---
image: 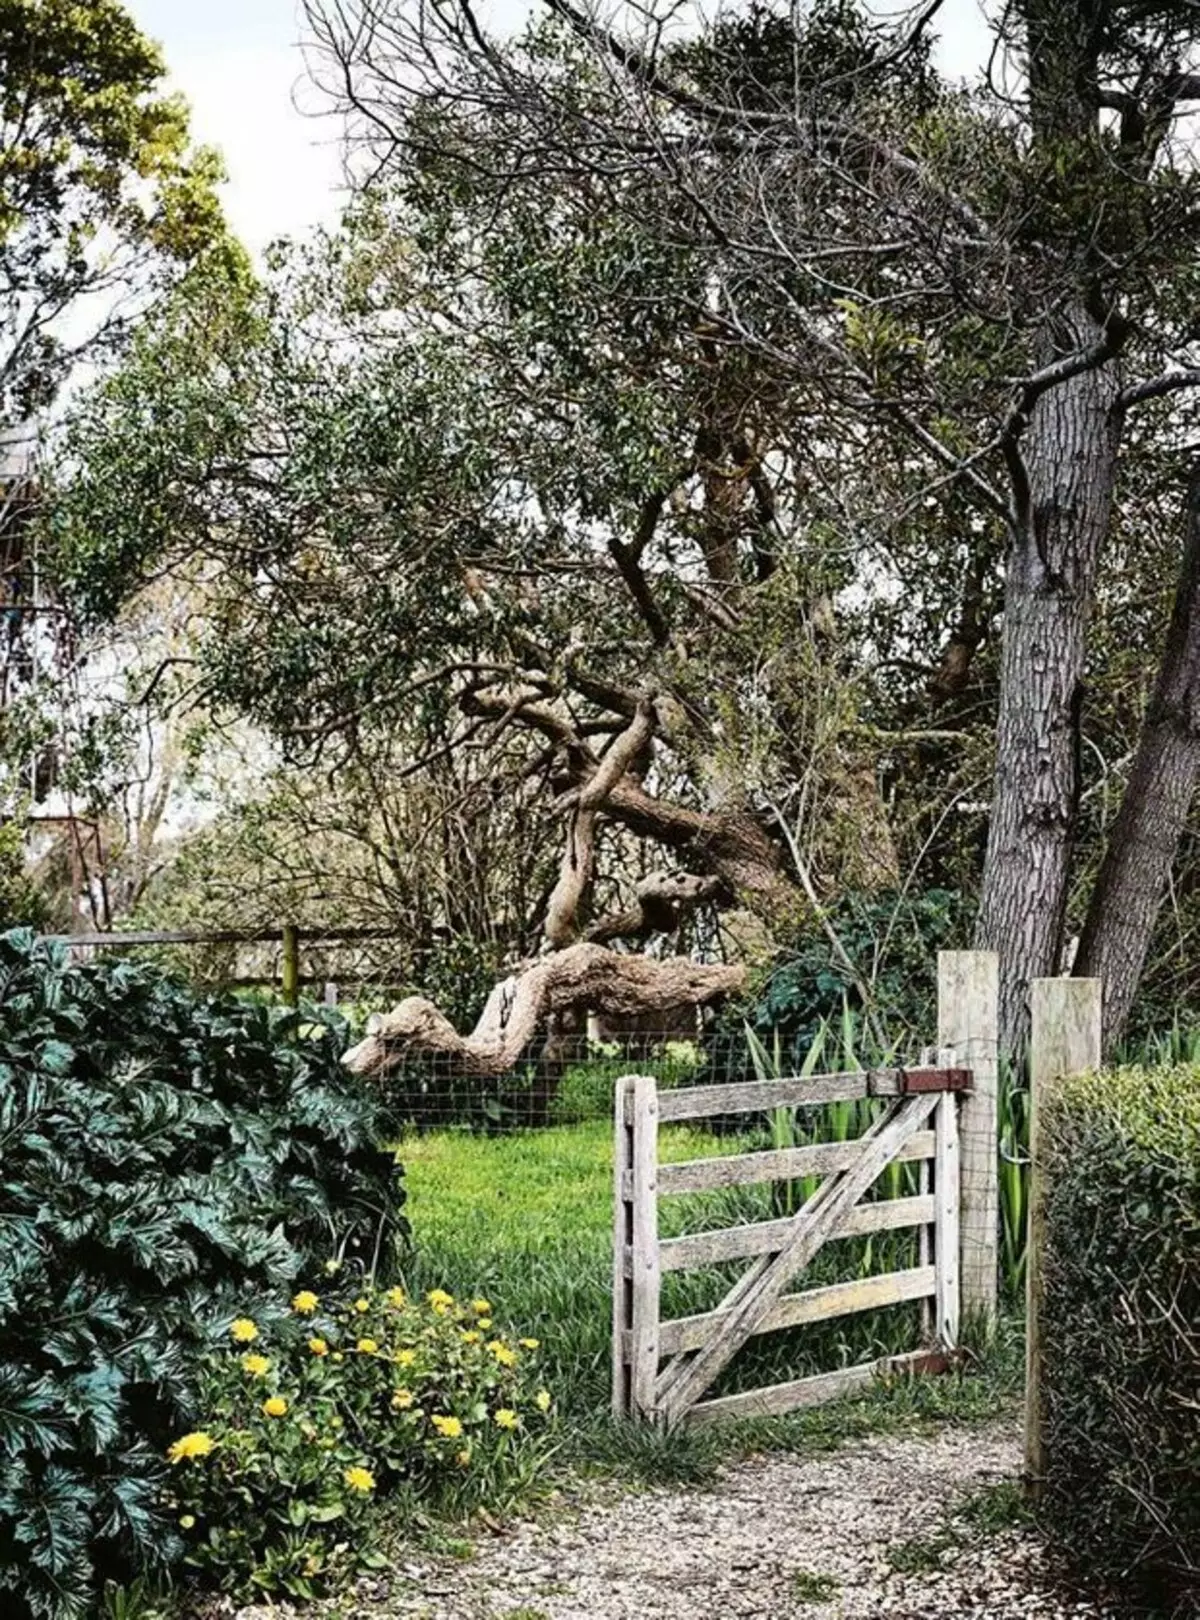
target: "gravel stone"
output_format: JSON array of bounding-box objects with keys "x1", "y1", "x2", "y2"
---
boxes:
[{"x1": 218, "y1": 1420, "x2": 1117, "y2": 1620}]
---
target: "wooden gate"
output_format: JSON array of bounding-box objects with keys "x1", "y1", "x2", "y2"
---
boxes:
[{"x1": 612, "y1": 952, "x2": 1000, "y2": 1429}]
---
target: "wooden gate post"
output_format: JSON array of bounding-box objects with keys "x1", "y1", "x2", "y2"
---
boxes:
[
  {"x1": 629, "y1": 1075, "x2": 661, "y2": 1422},
  {"x1": 1025, "y1": 977, "x2": 1101, "y2": 1492},
  {"x1": 937, "y1": 951, "x2": 999, "y2": 1320},
  {"x1": 612, "y1": 1075, "x2": 636, "y2": 1419}
]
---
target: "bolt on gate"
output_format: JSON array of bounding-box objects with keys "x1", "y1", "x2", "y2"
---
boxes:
[{"x1": 612, "y1": 951, "x2": 1000, "y2": 1428}]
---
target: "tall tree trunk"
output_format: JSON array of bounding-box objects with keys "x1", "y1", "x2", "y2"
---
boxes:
[
  {"x1": 1075, "y1": 464, "x2": 1200, "y2": 1050},
  {"x1": 974, "y1": 303, "x2": 1122, "y2": 1053}
]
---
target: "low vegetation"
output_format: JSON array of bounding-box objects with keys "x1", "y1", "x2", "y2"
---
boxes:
[{"x1": 1041, "y1": 1065, "x2": 1200, "y2": 1616}]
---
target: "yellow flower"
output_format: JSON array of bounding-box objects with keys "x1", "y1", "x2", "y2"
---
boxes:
[
  {"x1": 472, "y1": 1298, "x2": 492, "y2": 1315},
  {"x1": 394, "y1": 1348, "x2": 417, "y2": 1367},
  {"x1": 167, "y1": 1431, "x2": 216, "y2": 1464},
  {"x1": 535, "y1": 1389, "x2": 552, "y2": 1412},
  {"x1": 477, "y1": 1317, "x2": 493, "y2": 1330},
  {"x1": 494, "y1": 1408, "x2": 519, "y2": 1430},
  {"x1": 291, "y1": 1290, "x2": 320, "y2": 1315},
  {"x1": 427, "y1": 1288, "x2": 454, "y2": 1314},
  {"x1": 344, "y1": 1465, "x2": 376, "y2": 1494},
  {"x1": 308, "y1": 1337, "x2": 329, "y2": 1357},
  {"x1": 461, "y1": 1330, "x2": 481, "y2": 1345},
  {"x1": 456, "y1": 1448, "x2": 471, "y2": 1467},
  {"x1": 353, "y1": 1297, "x2": 371, "y2": 1314},
  {"x1": 519, "y1": 1338, "x2": 540, "y2": 1350},
  {"x1": 385, "y1": 1286, "x2": 406, "y2": 1308},
  {"x1": 391, "y1": 1388, "x2": 414, "y2": 1410},
  {"x1": 179, "y1": 1514, "x2": 196, "y2": 1530},
  {"x1": 324, "y1": 1258, "x2": 341, "y2": 1276},
  {"x1": 487, "y1": 1340, "x2": 517, "y2": 1368},
  {"x1": 332, "y1": 1352, "x2": 344, "y2": 1363},
  {"x1": 262, "y1": 1396, "x2": 288, "y2": 1418},
  {"x1": 241, "y1": 1353, "x2": 271, "y2": 1377},
  {"x1": 431, "y1": 1414, "x2": 463, "y2": 1439},
  {"x1": 356, "y1": 1337, "x2": 379, "y2": 1355},
  {"x1": 230, "y1": 1318, "x2": 258, "y2": 1344}
]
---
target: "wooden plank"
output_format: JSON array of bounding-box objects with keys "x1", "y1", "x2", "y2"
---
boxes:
[
  {"x1": 934, "y1": 1090, "x2": 961, "y2": 1348},
  {"x1": 655, "y1": 1071, "x2": 883, "y2": 1122},
  {"x1": 918, "y1": 1157, "x2": 933, "y2": 1339},
  {"x1": 654, "y1": 1266, "x2": 936, "y2": 1358},
  {"x1": 685, "y1": 1348, "x2": 957, "y2": 1427},
  {"x1": 652, "y1": 1132, "x2": 935, "y2": 1197},
  {"x1": 1026, "y1": 977, "x2": 1101, "y2": 1492},
  {"x1": 660, "y1": 1092, "x2": 940, "y2": 1428},
  {"x1": 611, "y1": 1075, "x2": 636, "y2": 1419},
  {"x1": 629, "y1": 1075, "x2": 661, "y2": 1422},
  {"x1": 938, "y1": 951, "x2": 1000, "y2": 1320},
  {"x1": 657, "y1": 1194, "x2": 936, "y2": 1274}
]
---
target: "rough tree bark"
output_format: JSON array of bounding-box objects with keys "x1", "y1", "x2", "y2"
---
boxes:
[
  {"x1": 1075, "y1": 465, "x2": 1200, "y2": 1049},
  {"x1": 974, "y1": 311, "x2": 1123, "y2": 1054},
  {"x1": 342, "y1": 941, "x2": 745, "y2": 1076}
]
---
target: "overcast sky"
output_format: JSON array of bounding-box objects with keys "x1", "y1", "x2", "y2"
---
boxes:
[{"x1": 128, "y1": 0, "x2": 996, "y2": 257}]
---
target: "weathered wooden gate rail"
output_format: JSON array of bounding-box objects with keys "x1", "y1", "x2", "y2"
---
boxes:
[{"x1": 613, "y1": 951, "x2": 1001, "y2": 1429}]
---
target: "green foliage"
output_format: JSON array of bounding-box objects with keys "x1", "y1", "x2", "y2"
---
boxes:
[
  {"x1": 0, "y1": 818, "x2": 49, "y2": 928},
  {"x1": 0, "y1": 930, "x2": 404, "y2": 1620},
  {"x1": 1041, "y1": 1066, "x2": 1200, "y2": 1615},
  {"x1": 171, "y1": 1278, "x2": 554, "y2": 1601},
  {"x1": 0, "y1": 0, "x2": 237, "y2": 419},
  {"x1": 740, "y1": 888, "x2": 973, "y2": 1067}
]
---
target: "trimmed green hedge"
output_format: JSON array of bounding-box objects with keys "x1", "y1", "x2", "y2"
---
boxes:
[
  {"x1": 0, "y1": 931, "x2": 404, "y2": 1620},
  {"x1": 1041, "y1": 1066, "x2": 1199, "y2": 1615}
]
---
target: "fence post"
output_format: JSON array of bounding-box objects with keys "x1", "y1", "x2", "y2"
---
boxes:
[
  {"x1": 629, "y1": 1074, "x2": 661, "y2": 1423},
  {"x1": 937, "y1": 951, "x2": 999, "y2": 1321},
  {"x1": 612, "y1": 1075, "x2": 636, "y2": 1419},
  {"x1": 934, "y1": 1086, "x2": 961, "y2": 1348},
  {"x1": 281, "y1": 925, "x2": 300, "y2": 1007},
  {"x1": 1026, "y1": 976, "x2": 1101, "y2": 1492}
]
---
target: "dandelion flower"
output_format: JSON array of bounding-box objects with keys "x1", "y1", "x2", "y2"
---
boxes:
[
  {"x1": 431, "y1": 1414, "x2": 463, "y2": 1439},
  {"x1": 167, "y1": 1431, "x2": 216, "y2": 1464},
  {"x1": 385, "y1": 1286, "x2": 406, "y2": 1308},
  {"x1": 461, "y1": 1330, "x2": 481, "y2": 1345},
  {"x1": 487, "y1": 1340, "x2": 517, "y2": 1368},
  {"x1": 535, "y1": 1389, "x2": 552, "y2": 1412},
  {"x1": 353, "y1": 1297, "x2": 371, "y2": 1314},
  {"x1": 519, "y1": 1338, "x2": 540, "y2": 1350},
  {"x1": 427, "y1": 1288, "x2": 454, "y2": 1313},
  {"x1": 230, "y1": 1318, "x2": 258, "y2": 1343},
  {"x1": 477, "y1": 1317, "x2": 493, "y2": 1330},
  {"x1": 456, "y1": 1449, "x2": 471, "y2": 1467},
  {"x1": 494, "y1": 1409, "x2": 519, "y2": 1430},
  {"x1": 241, "y1": 1353, "x2": 271, "y2": 1377},
  {"x1": 291, "y1": 1290, "x2": 320, "y2": 1315},
  {"x1": 262, "y1": 1396, "x2": 288, "y2": 1418},
  {"x1": 344, "y1": 1465, "x2": 376, "y2": 1494},
  {"x1": 308, "y1": 1337, "x2": 329, "y2": 1356},
  {"x1": 179, "y1": 1514, "x2": 196, "y2": 1530},
  {"x1": 472, "y1": 1298, "x2": 492, "y2": 1315},
  {"x1": 394, "y1": 1348, "x2": 417, "y2": 1367},
  {"x1": 391, "y1": 1388, "x2": 414, "y2": 1410},
  {"x1": 356, "y1": 1337, "x2": 379, "y2": 1355},
  {"x1": 332, "y1": 1351, "x2": 344, "y2": 1363}
]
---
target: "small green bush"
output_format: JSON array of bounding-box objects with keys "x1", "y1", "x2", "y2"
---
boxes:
[
  {"x1": 1041, "y1": 1065, "x2": 1199, "y2": 1615},
  {"x1": 172, "y1": 1277, "x2": 555, "y2": 1599},
  {"x1": 0, "y1": 931, "x2": 404, "y2": 1620}
]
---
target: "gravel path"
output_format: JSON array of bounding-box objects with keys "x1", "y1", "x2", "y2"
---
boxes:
[{"x1": 227, "y1": 1420, "x2": 1115, "y2": 1619}]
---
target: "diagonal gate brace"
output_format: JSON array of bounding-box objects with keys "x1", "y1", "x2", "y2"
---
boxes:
[{"x1": 658, "y1": 1091, "x2": 940, "y2": 1429}]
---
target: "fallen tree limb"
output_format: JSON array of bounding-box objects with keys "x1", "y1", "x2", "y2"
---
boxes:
[{"x1": 342, "y1": 941, "x2": 745, "y2": 1077}]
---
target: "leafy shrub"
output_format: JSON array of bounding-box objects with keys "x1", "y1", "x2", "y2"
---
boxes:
[
  {"x1": 1041, "y1": 1066, "x2": 1199, "y2": 1615},
  {"x1": 550, "y1": 1039, "x2": 705, "y2": 1123},
  {"x1": 0, "y1": 930, "x2": 404, "y2": 1620},
  {"x1": 724, "y1": 887, "x2": 972, "y2": 1074},
  {"x1": 171, "y1": 1277, "x2": 556, "y2": 1599}
]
